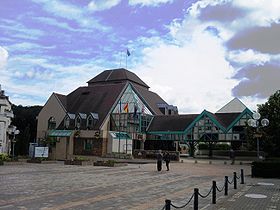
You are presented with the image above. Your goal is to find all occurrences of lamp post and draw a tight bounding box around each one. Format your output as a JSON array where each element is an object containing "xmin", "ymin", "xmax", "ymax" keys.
[
  {"xmin": 7, "ymin": 125, "xmax": 20, "ymax": 160},
  {"xmin": 247, "ymin": 112, "xmax": 269, "ymax": 159}
]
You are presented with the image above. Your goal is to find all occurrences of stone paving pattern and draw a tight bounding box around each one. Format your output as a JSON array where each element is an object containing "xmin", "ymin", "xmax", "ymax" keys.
[{"xmin": 0, "ymin": 159, "xmax": 279, "ymax": 210}]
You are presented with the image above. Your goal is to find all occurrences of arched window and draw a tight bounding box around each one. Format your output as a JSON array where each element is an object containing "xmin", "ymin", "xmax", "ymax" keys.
[
  {"xmin": 48, "ymin": 117, "xmax": 56, "ymax": 130},
  {"xmin": 87, "ymin": 116, "xmax": 93, "ymax": 129},
  {"xmin": 75, "ymin": 116, "xmax": 81, "ymax": 129},
  {"xmin": 64, "ymin": 116, "xmax": 70, "ymax": 129}
]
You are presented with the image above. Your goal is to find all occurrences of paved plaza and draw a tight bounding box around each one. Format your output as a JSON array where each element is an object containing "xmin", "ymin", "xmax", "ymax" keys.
[{"xmin": 0, "ymin": 159, "xmax": 279, "ymax": 210}]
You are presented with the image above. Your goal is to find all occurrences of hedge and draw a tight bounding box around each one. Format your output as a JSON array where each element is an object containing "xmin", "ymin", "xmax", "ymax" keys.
[{"xmin": 251, "ymin": 161, "xmax": 280, "ymax": 178}]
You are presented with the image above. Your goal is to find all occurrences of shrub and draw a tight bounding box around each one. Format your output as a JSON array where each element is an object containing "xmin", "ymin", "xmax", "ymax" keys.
[
  {"xmin": 0, "ymin": 154, "xmax": 11, "ymax": 161},
  {"xmin": 74, "ymin": 156, "xmax": 89, "ymax": 161},
  {"xmin": 251, "ymin": 161, "xmax": 280, "ymax": 178}
]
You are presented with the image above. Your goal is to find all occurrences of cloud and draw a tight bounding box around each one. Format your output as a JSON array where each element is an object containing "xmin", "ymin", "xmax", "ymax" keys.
[
  {"xmin": 129, "ymin": 0, "xmax": 174, "ymax": 7},
  {"xmin": 31, "ymin": 0, "xmax": 110, "ymax": 32},
  {"xmin": 232, "ymin": 63, "xmax": 280, "ymax": 100},
  {"xmin": 0, "ymin": 46, "xmax": 8, "ymax": 70},
  {"xmin": 227, "ymin": 23, "xmax": 280, "ymax": 54},
  {"xmin": 88, "ymin": 0, "xmax": 121, "ymax": 11},
  {"xmin": 227, "ymin": 50, "xmax": 270, "ymax": 66}
]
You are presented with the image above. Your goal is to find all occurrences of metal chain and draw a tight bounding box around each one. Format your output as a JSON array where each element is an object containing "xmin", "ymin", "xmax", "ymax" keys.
[
  {"xmin": 216, "ymin": 184, "xmax": 225, "ymax": 192},
  {"xmin": 170, "ymin": 193, "xmax": 194, "ymax": 209},
  {"xmin": 236, "ymin": 175, "xmax": 241, "ymax": 179},
  {"xmin": 227, "ymin": 178, "xmax": 234, "ymax": 184},
  {"xmin": 198, "ymin": 187, "xmax": 213, "ymax": 198}
]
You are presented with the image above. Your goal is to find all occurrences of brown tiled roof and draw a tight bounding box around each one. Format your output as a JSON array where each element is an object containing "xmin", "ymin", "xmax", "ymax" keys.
[
  {"xmin": 214, "ymin": 112, "xmax": 242, "ymax": 128},
  {"xmin": 54, "ymin": 93, "xmax": 67, "ymax": 109},
  {"xmin": 133, "ymin": 84, "xmax": 167, "ymax": 115},
  {"xmin": 87, "ymin": 68, "xmax": 150, "ymax": 89},
  {"xmin": 65, "ymin": 83, "xmax": 126, "ymax": 129},
  {"xmin": 148, "ymin": 114, "xmax": 199, "ymax": 132}
]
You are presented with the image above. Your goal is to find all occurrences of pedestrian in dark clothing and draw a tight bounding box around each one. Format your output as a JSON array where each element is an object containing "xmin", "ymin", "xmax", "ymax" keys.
[
  {"xmin": 164, "ymin": 152, "xmax": 171, "ymax": 171},
  {"xmin": 229, "ymin": 149, "xmax": 235, "ymax": 165},
  {"xmin": 156, "ymin": 150, "xmax": 163, "ymax": 171}
]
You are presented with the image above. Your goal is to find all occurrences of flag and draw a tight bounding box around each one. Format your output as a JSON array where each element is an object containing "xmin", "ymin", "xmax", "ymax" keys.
[
  {"xmin": 123, "ymin": 103, "xmax": 129, "ymax": 113},
  {"xmin": 126, "ymin": 49, "xmax": 131, "ymax": 56}
]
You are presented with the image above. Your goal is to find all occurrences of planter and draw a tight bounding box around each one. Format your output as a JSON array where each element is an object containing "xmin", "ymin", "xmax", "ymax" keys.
[
  {"xmin": 27, "ymin": 159, "xmax": 42, "ymax": 163},
  {"xmin": 64, "ymin": 160, "xmax": 92, "ymax": 166},
  {"xmin": 93, "ymin": 161, "xmax": 127, "ymax": 167},
  {"xmin": 251, "ymin": 161, "xmax": 280, "ymax": 178}
]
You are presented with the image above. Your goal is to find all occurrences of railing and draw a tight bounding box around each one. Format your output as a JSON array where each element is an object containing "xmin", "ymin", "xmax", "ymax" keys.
[{"xmin": 161, "ymin": 169, "xmax": 245, "ymax": 210}]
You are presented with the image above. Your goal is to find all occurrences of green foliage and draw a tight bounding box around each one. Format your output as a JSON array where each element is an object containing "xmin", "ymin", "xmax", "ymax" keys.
[
  {"xmin": 74, "ymin": 156, "xmax": 89, "ymax": 161},
  {"xmin": 0, "ymin": 153, "xmax": 11, "ymax": 161},
  {"xmin": 257, "ymin": 90, "xmax": 280, "ymax": 157},
  {"xmin": 198, "ymin": 143, "xmax": 230, "ymax": 150},
  {"xmin": 252, "ymin": 161, "xmax": 280, "ymax": 178},
  {"xmin": 12, "ymin": 105, "xmax": 42, "ymax": 156}
]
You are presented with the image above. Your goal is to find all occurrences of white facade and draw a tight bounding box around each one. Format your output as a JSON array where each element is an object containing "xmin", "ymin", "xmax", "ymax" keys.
[{"xmin": 0, "ymin": 86, "xmax": 13, "ymax": 154}]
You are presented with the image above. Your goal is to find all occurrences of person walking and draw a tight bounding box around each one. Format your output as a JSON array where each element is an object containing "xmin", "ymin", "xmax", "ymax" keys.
[
  {"xmin": 229, "ymin": 148, "xmax": 235, "ymax": 165},
  {"xmin": 164, "ymin": 152, "xmax": 171, "ymax": 171},
  {"xmin": 156, "ymin": 150, "xmax": 163, "ymax": 171}
]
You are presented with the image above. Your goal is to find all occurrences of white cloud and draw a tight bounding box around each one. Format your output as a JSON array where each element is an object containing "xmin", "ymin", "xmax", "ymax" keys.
[
  {"xmin": 0, "ymin": 46, "xmax": 8, "ymax": 70},
  {"xmin": 129, "ymin": 0, "xmax": 173, "ymax": 7},
  {"xmin": 136, "ymin": 30, "xmax": 238, "ymax": 113},
  {"xmin": 227, "ymin": 50, "xmax": 271, "ymax": 66},
  {"xmin": 88, "ymin": 0, "xmax": 121, "ymax": 11}
]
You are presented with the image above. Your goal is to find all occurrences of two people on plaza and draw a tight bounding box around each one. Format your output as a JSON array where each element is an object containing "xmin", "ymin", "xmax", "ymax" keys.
[{"xmin": 157, "ymin": 150, "xmax": 171, "ymax": 171}]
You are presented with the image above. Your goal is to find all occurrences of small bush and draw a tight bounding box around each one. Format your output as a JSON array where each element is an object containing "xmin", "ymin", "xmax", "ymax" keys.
[
  {"xmin": 74, "ymin": 156, "xmax": 89, "ymax": 161},
  {"xmin": 252, "ymin": 161, "xmax": 280, "ymax": 178},
  {"xmin": 0, "ymin": 154, "xmax": 11, "ymax": 161}
]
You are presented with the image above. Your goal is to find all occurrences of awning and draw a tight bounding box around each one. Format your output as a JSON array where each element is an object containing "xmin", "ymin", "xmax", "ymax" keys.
[
  {"xmin": 109, "ymin": 131, "xmax": 131, "ymax": 140},
  {"xmin": 48, "ymin": 130, "xmax": 73, "ymax": 137}
]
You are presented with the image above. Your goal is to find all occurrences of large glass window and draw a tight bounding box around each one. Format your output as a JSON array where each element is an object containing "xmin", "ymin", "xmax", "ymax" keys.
[{"xmin": 48, "ymin": 117, "xmax": 56, "ymax": 130}]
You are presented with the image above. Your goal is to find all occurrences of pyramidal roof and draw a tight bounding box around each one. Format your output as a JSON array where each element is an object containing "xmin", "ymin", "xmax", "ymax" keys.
[
  {"xmin": 216, "ymin": 98, "xmax": 247, "ymax": 113},
  {"xmin": 87, "ymin": 68, "xmax": 150, "ymax": 89}
]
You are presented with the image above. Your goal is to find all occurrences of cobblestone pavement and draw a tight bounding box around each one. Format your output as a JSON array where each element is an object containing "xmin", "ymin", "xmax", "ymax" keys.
[{"xmin": 0, "ymin": 159, "xmax": 278, "ymax": 210}]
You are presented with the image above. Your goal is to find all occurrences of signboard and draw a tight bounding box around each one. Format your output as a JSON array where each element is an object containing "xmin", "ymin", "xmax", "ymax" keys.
[{"xmin": 35, "ymin": 147, "xmax": 49, "ymax": 158}]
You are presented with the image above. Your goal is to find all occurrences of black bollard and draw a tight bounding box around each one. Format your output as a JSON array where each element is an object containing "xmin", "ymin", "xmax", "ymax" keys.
[
  {"xmin": 225, "ymin": 176, "xmax": 228, "ymax": 196},
  {"xmin": 165, "ymin": 199, "xmax": 171, "ymax": 210},
  {"xmin": 241, "ymin": 169, "xmax": 245, "ymax": 184},
  {"xmin": 194, "ymin": 188, "xmax": 199, "ymax": 210},
  {"xmin": 234, "ymin": 172, "xmax": 237, "ymax": 189},
  {"xmin": 212, "ymin": 181, "xmax": 216, "ymax": 204}
]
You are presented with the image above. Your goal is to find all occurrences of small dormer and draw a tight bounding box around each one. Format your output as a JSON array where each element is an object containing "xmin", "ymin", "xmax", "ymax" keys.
[
  {"xmin": 87, "ymin": 113, "xmax": 99, "ymax": 130},
  {"xmin": 75, "ymin": 113, "xmax": 87, "ymax": 130},
  {"xmin": 64, "ymin": 113, "xmax": 75, "ymax": 129},
  {"xmin": 48, "ymin": 117, "xmax": 56, "ymax": 130}
]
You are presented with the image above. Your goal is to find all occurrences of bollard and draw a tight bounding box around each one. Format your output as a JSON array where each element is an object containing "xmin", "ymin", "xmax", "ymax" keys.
[
  {"xmin": 212, "ymin": 181, "xmax": 216, "ymax": 204},
  {"xmin": 234, "ymin": 172, "xmax": 237, "ymax": 189},
  {"xmin": 194, "ymin": 188, "xmax": 199, "ymax": 210},
  {"xmin": 225, "ymin": 176, "xmax": 228, "ymax": 196},
  {"xmin": 165, "ymin": 199, "xmax": 171, "ymax": 210},
  {"xmin": 241, "ymin": 169, "xmax": 245, "ymax": 184}
]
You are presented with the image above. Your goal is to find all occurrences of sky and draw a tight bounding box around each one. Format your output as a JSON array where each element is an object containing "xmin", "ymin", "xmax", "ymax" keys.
[{"xmin": 0, "ymin": 0, "xmax": 279, "ymax": 114}]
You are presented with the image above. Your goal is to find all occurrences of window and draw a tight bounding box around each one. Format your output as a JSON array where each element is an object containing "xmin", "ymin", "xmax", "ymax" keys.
[
  {"xmin": 48, "ymin": 117, "xmax": 56, "ymax": 130},
  {"xmin": 64, "ymin": 117, "xmax": 70, "ymax": 129},
  {"xmin": 84, "ymin": 139, "xmax": 93, "ymax": 150},
  {"xmin": 87, "ymin": 116, "xmax": 93, "ymax": 129},
  {"xmin": 75, "ymin": 117, "xmax": 81, "ymax": 129}
]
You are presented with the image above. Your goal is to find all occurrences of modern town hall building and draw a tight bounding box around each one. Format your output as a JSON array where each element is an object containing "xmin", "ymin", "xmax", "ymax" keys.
[{"xmin": 37, "ymin": 68, "xmax": 252, "ymax": 160}]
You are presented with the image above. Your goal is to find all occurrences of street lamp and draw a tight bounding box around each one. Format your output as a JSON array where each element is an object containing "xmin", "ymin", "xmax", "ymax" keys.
[
  {"xmin": 247, "ymin": 112, "xmax": 269, "ymax": 159},
  {"xmin": 7, "ymin": 125, "xmax": 20, "ymax": 160}
]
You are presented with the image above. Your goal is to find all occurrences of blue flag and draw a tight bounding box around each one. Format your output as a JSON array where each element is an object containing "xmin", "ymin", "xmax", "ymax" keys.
[{"xmin": 127, "ymin": 49, "xmax": 131, "ymax": 56}]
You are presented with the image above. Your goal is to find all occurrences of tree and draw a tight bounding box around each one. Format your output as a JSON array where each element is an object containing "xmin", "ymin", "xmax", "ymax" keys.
[
  {"xmin": 12, "ymin": 105, "xmax": 42, "ymax": 156},
  {"xmin": 257, "ymin": 90, "xmax": 280, "ymax": 157}
]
